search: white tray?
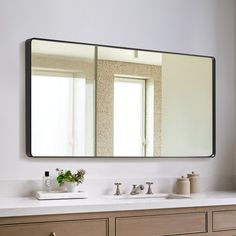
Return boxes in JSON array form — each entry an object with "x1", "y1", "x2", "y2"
[{"x1": 34, "y1": 191, "x2": 88, "y2": 200}]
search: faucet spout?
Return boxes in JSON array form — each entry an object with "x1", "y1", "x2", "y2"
[{"x1": 130, "y1": 184, "x2": 144, "y2": 195}]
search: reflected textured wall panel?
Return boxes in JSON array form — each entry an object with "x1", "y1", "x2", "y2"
[{"x1": 97, "y1": 60, "x2": 161, "y2": 156}]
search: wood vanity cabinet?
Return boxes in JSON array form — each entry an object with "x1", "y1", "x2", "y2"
[
  {"x1": 115, "y1": 212, "x2": 207, "y2": 236},
  {"x1": 1, "y1": 205, "x2": 236, "y2": 236},
  {"x1": 0, "y1": 218, "x2": 108, "y2": 236}
]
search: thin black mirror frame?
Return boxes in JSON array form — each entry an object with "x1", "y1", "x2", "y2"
[{"x1": 25, "y1": 38, "x2": 216, "y2": 158}]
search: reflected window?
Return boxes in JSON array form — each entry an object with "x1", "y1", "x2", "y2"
[
  {"x1": 114, "y1": 77, "x2": 146, "y2": 156},
  {"x1": 32, "y1": 71, "x2": 91, "y2": 156}
]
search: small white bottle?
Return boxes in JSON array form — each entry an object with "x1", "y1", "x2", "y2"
[{"x1": 43, "y1": 171, "x2": 51, "y2": 192}]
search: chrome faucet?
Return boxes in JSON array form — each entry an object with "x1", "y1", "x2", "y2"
[{"x1": 130, "y1": 184, "x2": 144, "y2": 195}]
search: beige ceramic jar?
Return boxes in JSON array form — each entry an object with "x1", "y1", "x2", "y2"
[
  {"x1": 187, "y1": 171, "x2": 200, "y2": 193},
  {"x1": 176, "y1": 176, "x2": 190, "y2": 195}
]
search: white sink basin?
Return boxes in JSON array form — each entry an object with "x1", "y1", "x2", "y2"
[
  {"x1": 105, "y1": 193, "x2": 168, "y2": 200},
  {"x1": 104, "y1": 193, "x2": 192, "y2": 202}
]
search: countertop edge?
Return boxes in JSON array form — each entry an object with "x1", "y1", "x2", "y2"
[{"x1": 1, "y1": 191, "x2": 236, "y2": 217}]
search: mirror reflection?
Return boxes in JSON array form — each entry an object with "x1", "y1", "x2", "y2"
[
  {"x1": 30, "y1": 40, "x2": 95, "y2": 156},
  {"x1": 26, "y1": 39, "x2": 215, "y2": 158}
]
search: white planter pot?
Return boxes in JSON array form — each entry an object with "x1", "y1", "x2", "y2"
[{"x1": 64, "y1": 182, "x2": 78, "y2": 192}]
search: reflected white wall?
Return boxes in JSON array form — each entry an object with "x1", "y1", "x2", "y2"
[{"x1": 161, "y1": 54, "x2": 213, "y2": 156}]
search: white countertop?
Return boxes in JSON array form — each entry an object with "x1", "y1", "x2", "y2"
[{"x1": 1, "y1": 191, "x2": 236, "y2": 217}]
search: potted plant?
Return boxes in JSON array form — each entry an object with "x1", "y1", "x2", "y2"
[{"x1": 56, "y1": 168, "x2": 86, "y2": 192}]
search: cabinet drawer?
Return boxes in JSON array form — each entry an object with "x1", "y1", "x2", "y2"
[
  {"x1": 0, "y1": 219, "x2": 108, "y2": 236},
  {"x1": 213, "y1": 210, "x2": 236, "y2": 231},
  {"x1": 116, "y1": 212, "x2": 207, "y2": 236}
]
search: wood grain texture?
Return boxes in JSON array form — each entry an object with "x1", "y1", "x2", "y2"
[
  {"x1": 213, "y1": 210, "x2": 236, "y2": 232},
  {"x1": 0, "y1": 219, "x2": 108, "y2": 236},
  {"x1": 2, "y1": 205, "x2": 236, "y2": 236},
  {"x1": 116, "y1": 212, "x2": 207, "y2": 236}
]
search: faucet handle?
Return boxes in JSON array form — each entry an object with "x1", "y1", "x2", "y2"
[
  {"x1": 114, "y1": 183, "x2": 122, "y2": 195},
  {"x1": 146, "y1": 182, "x2": 154, "y2": 194}
]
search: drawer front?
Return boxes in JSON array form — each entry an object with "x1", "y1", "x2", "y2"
[
  {"x1": 116, "y1": 212, "x2": 207, "y2": 236},
  {"x1": 0, "y1": 219, "x2": 108, "y2": 236},
  {"x1": 213, "y1": 210, "x2": 236, "y2": 232}
]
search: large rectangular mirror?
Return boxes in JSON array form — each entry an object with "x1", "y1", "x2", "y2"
[{"x1": 26, "y1": 38, "x2": 215, "y2": 158}]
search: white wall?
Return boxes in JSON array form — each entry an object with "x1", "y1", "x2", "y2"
[{"x1": 0, "y1": 0, "x2": 236, "y2": 190}]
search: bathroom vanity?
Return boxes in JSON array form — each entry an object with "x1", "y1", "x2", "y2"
[
  {"x1": 0, "y1": 205, "x2": 235, "y2": 236},
  {"x1": 1, "y1": 192, "x2": 236, "y2": 236}
]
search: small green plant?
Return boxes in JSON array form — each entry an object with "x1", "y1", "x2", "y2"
[{"x1": 56, "y1": 168, "x2": 86, "y2": 186}]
